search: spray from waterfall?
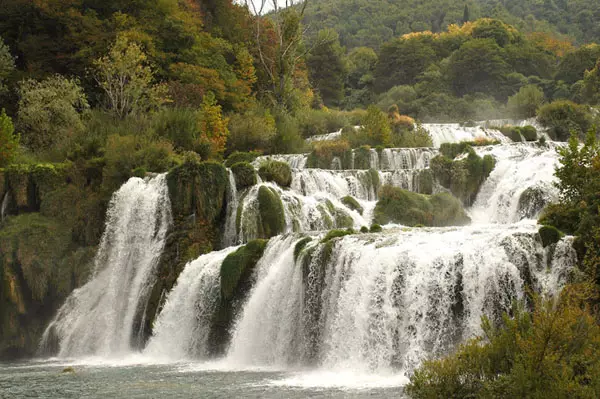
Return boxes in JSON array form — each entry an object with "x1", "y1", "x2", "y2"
[{"x1": 40, "y1": 174, "x2": 172, "y2": 358}]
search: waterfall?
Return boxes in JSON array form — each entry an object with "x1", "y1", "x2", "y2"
[
  {"x1": 290, "y1": 169, "x2": 379, "y2": 200},
  {"x1": 144, "y1": 247, "x2": 237, "y2": 361},
  {"x1": 470, "y1": 144, "x2": 560, "y2": 224},
  {"x1": 222, "y1": 170, "x2": 239, "y2": 247},
  {"x1": 423, "y1": 123, "x2": 510, "y2": 147},
  {"x1": 40, "y1": 174, "x2": 172, "y2": 358},
  {"x1": 224, "y1": 225, "x2": 575, "y2": 372}
]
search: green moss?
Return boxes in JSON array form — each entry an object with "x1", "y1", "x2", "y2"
[
  {"x1": 324, "y1": 199, "x2": 354, "y2": 228},
  {"x1": 5, "y1": 165, "x2": 33, "y2": 211},
  {"x1": 374, "y1": 186, "x2": 470, "y2": 227},
  {"x1": 257, "y1": 186, "x2": 286, "y2": 238},
  {"x1": 224, "y1": 151, "x2": 261, "y2": 167},
  {"x1": 439, "y1": 142, "x2": 470, "y2": 159},
  {"x1": 230, "y1": 162, "x2": 257, "y2": 190},
  {"x1": 539, "y1": 225, "x2": 563, "y2": 247},
  {"x1": 220, "y1": 239, "x2": 268, "y2": 299},
  {"x1": 306, "y1": 141, "x2": 352, "y2": 169},
  {"x1": 520, "y1": 125, "x2": 538, "y2": 141},
  {"x1": 294, "y1": 237, "x2": 313, "y2": 261},
  {"x1": 341, "y1": 196, "x2": 363, "y2": 215},
  {"x1": 132, "y1": 167, "x2": 147, "y2": 178},
  {"x1": 321, "y1": 228, "x2": 354, "y2": 243},
  {"x1": 368, "y1": 168, "x2": 380, "y2": 192},
  {"x1": 360, "y1": 226, "x2": 369, "y2": 233},
  {"x1": 370, "y1": 224, "x2": 383, "y2": 233},
  {"x1": 418, "y1": 169, "x2": 434, "y2": 195},
  {"x1": 258, "y1": 160, "x2": 292, "y2": 187}
]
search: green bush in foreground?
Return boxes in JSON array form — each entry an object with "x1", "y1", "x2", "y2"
[{"x1": 406, "y1": 284, "x2": 600, "y2": 399}]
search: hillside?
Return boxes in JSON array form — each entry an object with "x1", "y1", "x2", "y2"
[{"x1": 303, "y1": 0, "x2": 600, "y2": 49}]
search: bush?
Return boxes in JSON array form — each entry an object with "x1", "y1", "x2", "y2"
[
  {"x1": 341, "y1": 196, "x2": 364, "y2": 214},
  {"x1": 374, "y1": 185, "x2": 470, "y2": 227},
  {"x1": 370, "y1": 224, "x2": 383, "y2": 233},
  {"x1": 297, "y1": 108, "x2": 349, "y2": 138},
  {"x1": 406, "y1": 284, "x2": 600, "y2": 399},
  {"x1": 0, "y1": 109, "x2": 19, "y2": 167},
  {"x1": 538, "y1": 225, "x2": 563, "y2": 247},
  {"x1": 154, "y1": 108, "x2": 200, "y2": 150},
  {"x1": 537, "y1": 100, "x2": 593, "y2": 141},
  {"x1": 361, "y1": 105, "x2": 392, "y2": 147},
  {"x1": 258, "y1": 160, "x2": 292, "y2": 187},
  {"x1": 307, "y1": 140, "x2": 352, "y2": 169},
  {"x1": 224, "y1": 151, "x2": 262, "y2": 167},
  {"x1": 498, "y1": 125, "x2": 523, "y2": 142},
  {"x1": 520, "y1": 125, "x2": 538, "y2": 141},
  {"x1": 507, "y1": 84, "x2": 544, "y2": 119},
  {"x1": 230, "y1": 162, "x2": 256, "y2": 190},
  {"x1": 271, "y1": 111, "x2": 305, "y2": 154},
  {"x1": 17, "y1": 75, "x2": 89, "y2": 152},
  {"x1": 227, "y1": 108, "x2": 276, "y2": 153},
  {"x1": 360, "y1": 226, "x2": 369, "y2": 233}
]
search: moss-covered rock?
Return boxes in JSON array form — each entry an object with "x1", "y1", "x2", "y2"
[
  {"x1": 258, "y1": 160, "x2": 292, "y2": 187},
  {"x1": 257, "y1": 186, "x2": 286, "y2": 238},
  {"x1": 324, "y1": 200, "x2": 354, "y2": 228},
  {"x1": 210, "y1": 239, "x2": 268, "y2": 354},
  {"x1": 520, "y1": 125, "x2": 538, "y2": 141},
  {"x1": 341, "y1": 195, "x2": 363, "y2": 215},
  {"x1": 518, "y1": 187, "x2": 549, "y2": 220},
  {"x1": 306, "y1": 140, "x2": 352, "y2": 169},
  {"x1": 220, "y1": 239, "x2": 268, "y2": 299},
  {"x1": 230, "y1": 162, "x2": 257, "y2": 190},
  {"x1": 354, "y1": 145, "x2": 372, "y2": 169},
  {"x1": 374, "y1": 186, "x2": 471, "y2": 227},
  {"x1": 370, "y1": 224, "x2": 383, "y2": 232},
  {"x1": 418, "y1": 169, "x2": 434, "y2": 195},
  {"x1": 539, "y1": 225, "x2": 563, "y2": 247},
  {"x1": 321, "y1": 228, "x2": 354, "y2": 243},
  {"x1": 5, "y1": 165, "x2": 34, "y2": 212},
  {"x1": 224, "y1": 151, "x2": 261, "y2": 167},
  {"x1": 294, "y1": 237, "x2": 312, "y2": 261}
]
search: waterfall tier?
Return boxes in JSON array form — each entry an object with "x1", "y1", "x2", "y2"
[{"x1": 40, "y1": 174, "x2": 172, "y2": 358}]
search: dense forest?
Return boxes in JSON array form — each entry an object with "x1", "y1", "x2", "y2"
[{"x1": 1, "y1": 0, "x2": 600, "y2": 396}]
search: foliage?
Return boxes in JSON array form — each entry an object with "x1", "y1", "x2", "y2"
[
  {"x1": 230, "y1": 162, "x2": 257, "y2": 190},
  {"x1": 321, "y1": 228, "x2": 355, "y2": 243},
  {"x1": 0, "y1": 37, "x2": 14, "y2": 97},
  {"x1": 0, "y1": 109, "x2": 19, "y2": 167},
  {"x1": 406, "y1": 284, "x2": 600, "y2": 399},
  {"x1": 538, "y1": 225, "x2": 563, "y2": 248},
  {"x1": 374, "y1": 185, "x2": 470, "y2": 227},
  {"x1": 581, "y1": 60, "x2": 600, "y2": 105},
  {"x1": 361, "y1": 105, "x2": 392, "y2": 147},
  {"x1": 307, "y1": 29, "x2": 347, "y2": 106},
  {"x1": 370, "y1": 224, "x2": 383, "y2": 233},
  {"x1": 270, "y1": 111, "x2": 305, "y2": 154},
  {"x1": 537, "y1": 101, "x2": 594, "y2": 141},
  {"x1": 224, "y1": 151, "x2": 261, "y2": 168},
  {"x1": 94, "y1": 36, "x2": 169, "y2": 119},
  {"x1": 297, "y1": 108, "x2": 349, "y2": 138},
  {"x1": 227, "y1": 107, "x2": 276, "y2": 154},
  {"x1": 17, "y1": 75, "x2": 89, "y2": 152},
  {"x1": 307, "y1": 139, "x2": 351, "y2": 169},
  {"x1": 198, "y1": 93, "x2": 229, "y2": 157},
  {"x1": 258, "y1": 160, "x2": 292, "y2": 188},
  {"x1": 507, "y1": 85, "x2": 544, "y2": 119},
  {"x1": 431, "y1": 148, "x2": 496, "y2": 205}
]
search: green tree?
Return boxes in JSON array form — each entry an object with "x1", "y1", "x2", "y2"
[
  {"x1": 555, "y1": 44, "x2": 600, "y2": 85},
  {"x1": 449, "y1": 38, "x2": 509, "y2": 98},
  {"x1": 94, "y1": 36, "x2": 169, "y2": 119},
  {"x1": 307, "y1": 29, "x2": 347, "y2": 107},
  {"x1": 462, "y1": 4, "x2": 470, "y2": 24},
  {"x1": 17, "y1": 75, "x2": 89, "y2": 152},
  {"x1": 537, "y1": 100, "x2": 593, "y2": 141},
  {"x1": 0, "y1": 109, "x2": 19, "y2": 166},
  {"x1": 507, "y1": 84, "x2": 544, "y2": 118},
  {"x1": 361, "y1": 105, "x2": 391, "y2": 146},
  {"x1": 0, "y1": 37, "x2": 15, "y2": 98},
  {"x1": 406, "y1": 284, "x2": 600, "y2": 399},
  {"x1": 581, "y1": 60, "x2": 600, "y2": 105}
]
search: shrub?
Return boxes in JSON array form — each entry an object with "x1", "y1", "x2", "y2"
[
  {"x1": 537, "y1": 100, "x2": 593, "y2": 141},
  {"x1": 393, "y1": 123, "x2": 433, "y2": 148},
  {"x1": 154, "y1": 108, "x2": 200, "y2": 150},
  {"x1": 360, "y1": 226, "x2": 369, "y2": 233},
  {"x1": 520, "y1": 125, "x2": 537, "y2": 141},
  {"x1": 341, "y1": 196, "x2": 364, "y2": 214},
  {"x1": 538, "y1": 225, "x2": 563, "y2": 247},
  {"x1": 406, "y1": 284, "x2": 600, "y2": 399},
  {"x1": 361, "y1": 105, "x2": 392, "y2": 147},
  {"x1": 374, "y1": 185, "x2": 470, "y2": 226},
  {"x1": 258, "y1": 160, "x2": 292, "y2": 187},
  {"x1": 370, "y1": 224, "x2": 383, "y2": 233},
  {"x1": 271, "y1": 111, "x2": 305, "y2": 154},
  {"x1": 227, "y1": 108, "x2": 276, "y2": 153},
  {"x1": 307, "y1": 140, "x2": 351, "y2": 169},
  {"x1": 224, "y1": 151, "x2": 261, "y2": 167},
  {"x1": 18, "y1": 75, "x2": 89, "y2": 152},
  {"x1": 507, "y1": 84, "x2": 544, "y2": 118},
  {"x1": 230, "y1": 162, "x2": 256, "y2": 190},
  {"x1": 498, "y1": 125, "x2": 523, "y2": 142},
  {"x1": 0, "y1": 109, "x2": 19, "y2": 167}
]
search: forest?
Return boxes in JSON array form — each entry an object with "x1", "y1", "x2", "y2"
[{"x1": 0, "y1": 0, "x2": 600, "y2": 397}]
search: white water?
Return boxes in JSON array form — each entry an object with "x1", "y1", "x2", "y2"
[
  {"x1": 144, "y1": 247, "x2": 237, "y2": 361},
  {"x1": 222, "y1": 170, "x2": 239, "y2": 247},
  {"x1": 423, "y1": 123, "x2": 510, "y2": 147},
  {"x1": 40, "y1": 174, "x2": 172, "y2": 358}
]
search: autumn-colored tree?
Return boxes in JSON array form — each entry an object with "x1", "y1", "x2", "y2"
[{"x1": 198, "y1": 92, "x2": 229, "y2": 157}]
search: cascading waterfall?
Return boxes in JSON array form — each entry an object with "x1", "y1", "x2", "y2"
[
  {"x1": 144, "y1": 247, "x2": 237, "y2": 360},
  {"x1": 423, "y1": 123, "x2": 510, "y2": 147},
  {"x1": 470, "y1": 144, "x2": 560, "y2": 224},
  {"x1": 40, "y1": 174, "x2": 172, "y2": 358},
  {"x1": 222, "y1": 169, "x2": 239, "y2": 247}
]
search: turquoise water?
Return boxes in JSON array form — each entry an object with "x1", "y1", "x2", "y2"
[{"x1": 0, "y1": 360, "x2": 407, "y2": 398}]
